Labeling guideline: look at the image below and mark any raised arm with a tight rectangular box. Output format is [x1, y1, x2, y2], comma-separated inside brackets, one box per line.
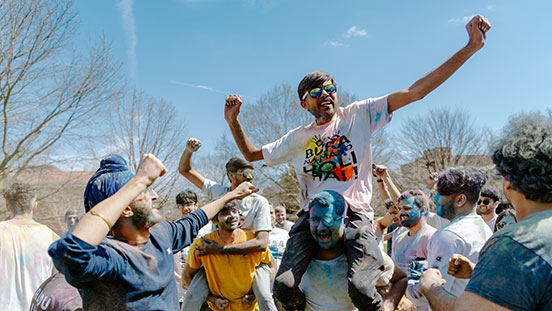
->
[387, 15, 491, 114]
[224, 94, 264, 162]
[200, 182, 260, 220]
[178, 138, 206, 189]
[72, 154, 167, 246]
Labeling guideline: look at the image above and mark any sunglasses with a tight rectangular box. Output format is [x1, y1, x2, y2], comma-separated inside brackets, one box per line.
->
[301, 84, 337, 101]
[477, 199, 492, 205]
[308, 215, 342, 227]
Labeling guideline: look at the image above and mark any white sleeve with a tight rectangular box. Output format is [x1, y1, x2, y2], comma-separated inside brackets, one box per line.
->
[201, 178, 230, 201]
[427, 230, 464, 293]
[347, 96, 392, 134]
[261, 127, 302, 167]
[252, 196, 273, 232]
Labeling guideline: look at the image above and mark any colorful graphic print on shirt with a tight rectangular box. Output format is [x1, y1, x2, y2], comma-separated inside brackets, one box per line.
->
[303, 131, 358, 182]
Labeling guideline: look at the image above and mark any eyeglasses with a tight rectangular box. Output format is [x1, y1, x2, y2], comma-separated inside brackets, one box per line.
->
[477, 199, 491, 205]
[308, 215, 342, 227]
[301, 84, 337, 101]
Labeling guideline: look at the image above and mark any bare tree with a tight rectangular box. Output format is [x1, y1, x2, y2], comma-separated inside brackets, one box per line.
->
[396, 107, 492, 189]
[104, 89, 187, 210]
[0, 0, 121, 183]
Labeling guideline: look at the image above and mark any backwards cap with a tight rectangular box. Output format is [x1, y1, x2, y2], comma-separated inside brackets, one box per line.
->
[83, 154, 135, 212]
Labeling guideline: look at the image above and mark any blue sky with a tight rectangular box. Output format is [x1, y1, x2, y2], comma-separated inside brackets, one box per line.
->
[74, 0, 551, 154]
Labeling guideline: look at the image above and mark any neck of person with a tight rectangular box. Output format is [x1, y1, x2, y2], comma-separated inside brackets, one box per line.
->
[112, 221, 151, 246]
[481, 211, 496, 222]
[314, 240, 345, 261]
[408, 218, 425, 236]
[217, 228, 239, 244]
[10, 212, 33, 220]
[453, 205, 477, 220]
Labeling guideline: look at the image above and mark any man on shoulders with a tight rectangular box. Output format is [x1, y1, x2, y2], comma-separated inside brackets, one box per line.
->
[223, 15, 491, 311]
[178, 138, 276, 311]
[183, 200, 276, 311]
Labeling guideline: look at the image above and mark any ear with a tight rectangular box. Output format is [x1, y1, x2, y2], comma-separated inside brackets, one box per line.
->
[456, 194, 467, 207]
[300, 99, 309, 110]
[121, 206, 134, 218]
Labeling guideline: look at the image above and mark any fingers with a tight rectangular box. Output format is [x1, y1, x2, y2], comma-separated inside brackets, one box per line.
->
[225, 94, 243, 106]
[137, 154, 167, 184]
[186, 137, 202, 152]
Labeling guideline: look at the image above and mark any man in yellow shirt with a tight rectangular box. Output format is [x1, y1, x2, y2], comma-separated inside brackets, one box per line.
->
[183, 200, 276, 311]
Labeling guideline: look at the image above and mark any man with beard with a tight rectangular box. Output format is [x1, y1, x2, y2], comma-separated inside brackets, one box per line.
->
[224, 15, 491, 310]
[476, 186, 500, 232]
[183, 200, 276, 311]
[419, 113, 552, 310]
[48, 154, 258, 311]
[392, 190, 437, 311]
[421, 167, 492, 300]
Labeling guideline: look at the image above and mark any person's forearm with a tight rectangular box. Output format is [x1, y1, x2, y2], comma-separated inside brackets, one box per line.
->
[378, 181, 392, 202]
[201, 191, 242, 219]
[384, 175, 401, 203]
[72, 176, 149, 246]
[227, 118, 262, 162]
[178, 149, 193, 174]
[221, 234, 268, 254]
[424, 285, 458, 311]
[389, 45, 479, 113]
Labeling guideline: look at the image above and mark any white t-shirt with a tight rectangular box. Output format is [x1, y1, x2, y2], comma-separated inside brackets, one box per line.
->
[426, 211, 450, 229]
[0, 218, 59, 311]
[299, 254, 358, 311]
[391, 226, 408, 260]
[269, 227, 289, 266]
[393, 223, 436, 311]
[484, 213, 498, 232]
[201, 178, 272, 232]
[262, 96, 391, 218]
[427, 213, 493, 297]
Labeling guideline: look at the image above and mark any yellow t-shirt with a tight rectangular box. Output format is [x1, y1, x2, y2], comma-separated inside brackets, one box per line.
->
[188, 229, 271, 311]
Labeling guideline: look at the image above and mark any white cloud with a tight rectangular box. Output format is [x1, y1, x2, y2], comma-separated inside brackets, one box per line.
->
[448, 15, 474, 23]
[117, 0, 137, 79]
[324, 40, 349, 47]
[344, 26, 368, 38]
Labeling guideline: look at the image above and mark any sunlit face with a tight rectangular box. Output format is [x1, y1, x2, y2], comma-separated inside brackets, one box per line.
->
[301, 80, 338, 125]
[177, 203, 197, 217]
[275, 210, 286, 225]
[309, 204, 345, 249]
[435, 193, 456, 220]
[130, 188, 162, 228]
[229, 168, 254, 189]
[390, 209, 401, 226]
[476, 195, 497, 215]
[215, 205, 240, 231]
[398, 198, 424, 228]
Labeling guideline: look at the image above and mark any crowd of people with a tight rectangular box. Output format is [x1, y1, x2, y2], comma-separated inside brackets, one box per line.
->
[1, 13, 551, 311]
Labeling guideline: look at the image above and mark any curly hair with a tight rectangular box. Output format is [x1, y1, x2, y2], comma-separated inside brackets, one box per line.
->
[492, 113, 552, 203]
[398, 189, 430, 215]
[437, 167, 487, 205]
[2, 182, 37, 215]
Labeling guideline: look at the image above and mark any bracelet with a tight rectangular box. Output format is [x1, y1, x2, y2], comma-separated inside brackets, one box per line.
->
[90, 210, 113, 229]
[376, 179, 384, 183]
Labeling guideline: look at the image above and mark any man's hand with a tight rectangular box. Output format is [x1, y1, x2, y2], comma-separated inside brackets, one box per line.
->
[230, 181, 259, 200]
[196, 238, 224, 256]
[135, 154, 167, 187]
[186, 138, 202, 153]
[419, 268, 446, 296]
[242, 293, 255, 306]
[225, 94, 243, 123]
[372, 164, 388, 179]
[447, 254, 475, 279]
[213, 297, 229, 310]
[466, 14, 491, 51]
